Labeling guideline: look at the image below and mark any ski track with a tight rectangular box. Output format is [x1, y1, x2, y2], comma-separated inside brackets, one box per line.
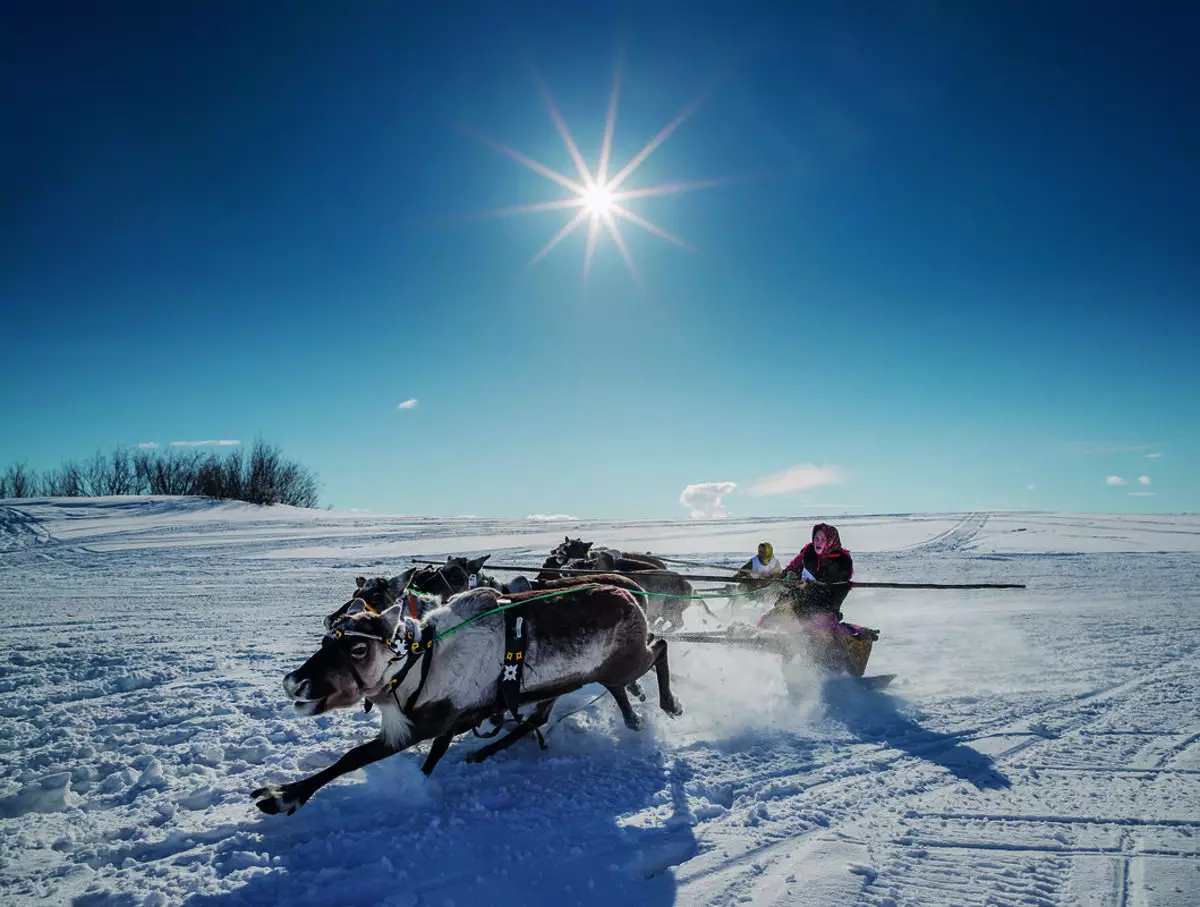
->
[0, 500, 1197, 906]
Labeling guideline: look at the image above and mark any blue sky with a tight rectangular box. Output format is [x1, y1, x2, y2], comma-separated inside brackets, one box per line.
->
[2, 1, 1197, 518]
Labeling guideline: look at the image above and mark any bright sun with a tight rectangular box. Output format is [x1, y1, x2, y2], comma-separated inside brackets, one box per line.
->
[460, 49, 728, 285]
[582, 183, 614, 214]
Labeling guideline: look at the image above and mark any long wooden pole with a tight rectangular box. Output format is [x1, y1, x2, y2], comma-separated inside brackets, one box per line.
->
[408, 559, 1026, 590]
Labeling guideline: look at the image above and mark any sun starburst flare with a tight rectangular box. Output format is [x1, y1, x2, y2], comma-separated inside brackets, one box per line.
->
[461, 53, 731, 284]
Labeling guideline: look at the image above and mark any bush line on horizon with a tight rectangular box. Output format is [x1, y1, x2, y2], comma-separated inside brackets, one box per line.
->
[0, 439, 320, 508]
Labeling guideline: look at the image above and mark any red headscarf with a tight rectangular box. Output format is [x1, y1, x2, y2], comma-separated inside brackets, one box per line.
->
[812, 523, 842, 554]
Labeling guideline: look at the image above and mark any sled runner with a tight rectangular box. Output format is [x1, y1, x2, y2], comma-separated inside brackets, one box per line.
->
[662, 617, 889, 684]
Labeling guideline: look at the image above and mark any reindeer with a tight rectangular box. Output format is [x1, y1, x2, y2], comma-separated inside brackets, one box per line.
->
[555, 537, 670, 570]
[348, 561, 654, 704]
[253, 584, 684, 815]
[539, 538, 715, 630]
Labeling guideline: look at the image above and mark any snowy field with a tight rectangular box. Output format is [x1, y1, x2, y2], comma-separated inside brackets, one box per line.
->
[1, 498, 1198, 907]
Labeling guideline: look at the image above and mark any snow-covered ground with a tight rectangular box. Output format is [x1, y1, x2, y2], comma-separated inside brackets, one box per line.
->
[1, 498, 1198, 906]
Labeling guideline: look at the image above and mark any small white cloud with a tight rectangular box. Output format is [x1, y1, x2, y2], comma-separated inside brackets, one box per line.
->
[170, 440, 241, 447]
[397, 399, 419, 410]
[526, 513, 578, 521]
[1144, 452, 1163, 458]
[1105, 476, 1126, 486]
[744, 464, 845, 497]
[1129, 492, 1157, 497]
[137, 442, 160, 449]
[680, 482, 737, 519]
[1026, 484, 1036, 491]
[1138, 476, 1151, 485]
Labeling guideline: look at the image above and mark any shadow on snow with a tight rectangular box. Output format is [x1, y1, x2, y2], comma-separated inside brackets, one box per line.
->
[819, 678, 1012, 791]
[167, 697, 691, 907]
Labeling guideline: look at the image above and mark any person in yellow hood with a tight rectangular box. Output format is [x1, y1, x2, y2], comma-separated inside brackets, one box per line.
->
[740, 542, 781, 578]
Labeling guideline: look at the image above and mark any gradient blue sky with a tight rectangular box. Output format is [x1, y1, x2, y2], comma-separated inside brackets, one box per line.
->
[3, 1, 1197, 518]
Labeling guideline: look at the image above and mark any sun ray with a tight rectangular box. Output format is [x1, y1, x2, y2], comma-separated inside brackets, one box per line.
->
[458, 123, 585, 194]
[608, 91, 709, 190]
[529, 65, 595, 188]
[582, 213, 602, 279]
[611, 178, 730, 202]
[601, 211, 641, 288]
[611, 203, 695, 251]
[528, 207, 591, 268]
[596, 43, 624, 185]
[460, 197, 586, 220]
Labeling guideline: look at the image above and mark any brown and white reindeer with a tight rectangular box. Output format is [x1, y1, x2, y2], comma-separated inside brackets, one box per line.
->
[253, 583, 684, 816]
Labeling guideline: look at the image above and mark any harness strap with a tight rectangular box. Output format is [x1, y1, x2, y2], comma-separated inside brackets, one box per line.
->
[384, 623, 435, 713]
[500, 604, 528, 721]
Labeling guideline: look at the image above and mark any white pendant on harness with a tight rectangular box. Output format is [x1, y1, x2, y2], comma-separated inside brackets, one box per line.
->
[468, 574, 479, 588]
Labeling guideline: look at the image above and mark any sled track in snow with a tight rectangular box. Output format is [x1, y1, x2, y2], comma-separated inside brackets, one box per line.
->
[904, 511, 991, 555]
[674, 644, 1200, 906]
[848, 648, 1200, 906]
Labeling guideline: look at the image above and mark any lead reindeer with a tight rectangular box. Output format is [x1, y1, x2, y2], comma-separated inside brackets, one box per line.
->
[254, 583, 684, 815]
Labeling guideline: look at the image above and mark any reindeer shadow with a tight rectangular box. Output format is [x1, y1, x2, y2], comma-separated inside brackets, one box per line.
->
[178, 702, 692, 907]
[818, 678, 1012, 791]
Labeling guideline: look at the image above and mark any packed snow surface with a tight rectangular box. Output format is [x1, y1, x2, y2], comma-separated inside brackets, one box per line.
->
[1, 498, 1198, 906]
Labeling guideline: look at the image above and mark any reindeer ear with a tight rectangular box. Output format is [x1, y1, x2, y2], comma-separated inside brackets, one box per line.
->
[468, 554, 490, 572]
[388, 568, 416, 600]
[583, 542, 593, 554]
[345, 598, 373, 617]
[355, 576, 367, 589]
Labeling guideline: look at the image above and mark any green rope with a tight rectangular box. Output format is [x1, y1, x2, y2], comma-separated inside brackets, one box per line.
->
[405, 580, 777, 647]
[426, 584, 608, 643]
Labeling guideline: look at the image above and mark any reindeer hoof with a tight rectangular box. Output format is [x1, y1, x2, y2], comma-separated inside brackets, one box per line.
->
[623, 714, 644, 731]
[663, 697, 684, 718]
[627, 681, 646, 701]
[252, 783, 304, 816]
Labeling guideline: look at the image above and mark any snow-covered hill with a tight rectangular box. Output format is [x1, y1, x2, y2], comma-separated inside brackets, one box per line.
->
[1, 498, 1197, 906]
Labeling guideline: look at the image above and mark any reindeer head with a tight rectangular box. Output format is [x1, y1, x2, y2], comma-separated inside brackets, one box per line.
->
[323, 571, 413, 632]
[591, 550, 618, 570]
[286, 600, 409, 716]
[555, 537, 593, 564]
[445, 554, 491, 586]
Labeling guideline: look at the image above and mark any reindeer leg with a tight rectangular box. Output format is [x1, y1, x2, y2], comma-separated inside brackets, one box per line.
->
[651, 638, 684, 718]
[607, 685, 643, 730]
[253, 736, 398, 816]
[466, 699, 556, 764]
[421, 734, 454, 776]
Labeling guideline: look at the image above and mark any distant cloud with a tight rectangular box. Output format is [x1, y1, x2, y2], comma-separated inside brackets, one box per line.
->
[680, 482, 737, 519]
[170, 440, 241, 447]
[1138, 476, 1151, 485]
[1145, 452, 1163, 459]
[1129, 492, 1157, 497]
[1026, 484, 1036, 491]
[1105, 476, 1126, 486]
[526, 513, 578, 521]
[137, 442, 159, 449]
[397, 399, 419, 410]
[744, 463, 845, 497]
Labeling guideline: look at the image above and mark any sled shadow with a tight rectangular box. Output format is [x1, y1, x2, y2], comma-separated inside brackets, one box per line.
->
[169, 715, 693, 907]
[820, 679, 1012, 791]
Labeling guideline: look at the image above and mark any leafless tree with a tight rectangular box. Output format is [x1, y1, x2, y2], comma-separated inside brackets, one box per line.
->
[42, 460, 83, 496]
[2, 462, 34, 498]
[104, 449, 136, 495]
